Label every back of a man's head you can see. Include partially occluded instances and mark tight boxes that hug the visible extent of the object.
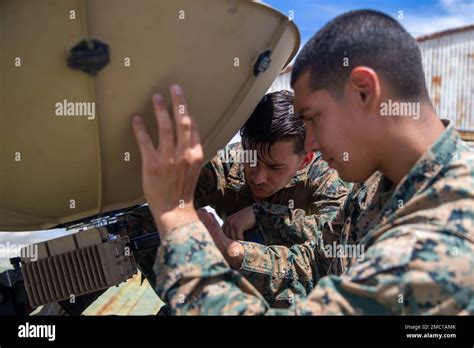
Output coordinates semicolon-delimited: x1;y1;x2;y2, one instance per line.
240;90;305;158
291;9;428;101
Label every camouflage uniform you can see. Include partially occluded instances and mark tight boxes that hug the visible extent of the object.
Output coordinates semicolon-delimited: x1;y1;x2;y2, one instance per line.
126;142;349;305
193;142;349;243
238;172;382;307
153;121;474;315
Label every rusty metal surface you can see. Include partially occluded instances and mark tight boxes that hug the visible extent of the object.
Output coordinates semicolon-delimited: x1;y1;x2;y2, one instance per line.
2;261;163;315
418;25;474;132
83;272;163;315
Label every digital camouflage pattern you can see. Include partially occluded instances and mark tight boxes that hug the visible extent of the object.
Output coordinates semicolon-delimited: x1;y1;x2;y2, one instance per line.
193;142;349;235
126;141;349;294
193;142;350;307
153;122;474;315
238;172;382;307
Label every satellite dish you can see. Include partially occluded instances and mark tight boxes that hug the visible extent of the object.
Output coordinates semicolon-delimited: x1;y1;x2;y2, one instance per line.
0;0;300;231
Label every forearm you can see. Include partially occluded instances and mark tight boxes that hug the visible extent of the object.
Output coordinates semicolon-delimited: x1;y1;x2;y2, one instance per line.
210;234;245;270
254;202;343;248
153;220;270;315
152;220;460;316
150;219;393;315
236;240;329;307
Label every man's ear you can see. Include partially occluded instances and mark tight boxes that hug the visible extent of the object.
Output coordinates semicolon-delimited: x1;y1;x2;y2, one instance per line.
298;152;314;170
348;67;381;108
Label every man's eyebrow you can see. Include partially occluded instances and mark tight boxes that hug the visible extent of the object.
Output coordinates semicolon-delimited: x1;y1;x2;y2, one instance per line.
258;156;284;167
264;160;285;167
258;157;272;166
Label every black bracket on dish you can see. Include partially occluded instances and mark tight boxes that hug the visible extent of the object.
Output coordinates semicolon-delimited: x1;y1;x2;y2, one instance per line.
67;39;110;76
253;50;272;76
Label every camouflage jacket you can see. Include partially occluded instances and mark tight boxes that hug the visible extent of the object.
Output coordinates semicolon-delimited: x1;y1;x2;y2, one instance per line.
238;172;382;307
153;121;474;315
194;142;350;246
124;142;349;292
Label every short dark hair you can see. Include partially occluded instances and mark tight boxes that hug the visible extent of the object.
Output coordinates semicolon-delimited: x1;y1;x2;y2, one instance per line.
240;90;305;159
291;10;428;100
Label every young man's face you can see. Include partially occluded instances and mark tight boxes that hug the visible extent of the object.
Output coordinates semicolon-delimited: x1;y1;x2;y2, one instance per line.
243;139;307;200
293;71;379;183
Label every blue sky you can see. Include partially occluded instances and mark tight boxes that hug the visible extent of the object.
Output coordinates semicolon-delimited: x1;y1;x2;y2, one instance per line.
265;0;474;45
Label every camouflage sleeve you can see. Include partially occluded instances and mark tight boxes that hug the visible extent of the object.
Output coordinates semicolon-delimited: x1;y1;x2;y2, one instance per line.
119;148;231;291
293;225;474;315
236;179;365;307
252;201;344;246
194;142;245;210
117;156;223;289
154;221;474;315
153;221;270;315
308;172;351;236
237;202;346;307
253;173;350;246
193;160;222;209
237;240;330;308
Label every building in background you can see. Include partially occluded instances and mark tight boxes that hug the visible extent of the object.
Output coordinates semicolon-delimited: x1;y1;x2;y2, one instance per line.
267;24;474;142
418;25;474;141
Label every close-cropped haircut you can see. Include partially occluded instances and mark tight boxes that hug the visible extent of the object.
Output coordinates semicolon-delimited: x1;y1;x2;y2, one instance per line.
291;9;428;101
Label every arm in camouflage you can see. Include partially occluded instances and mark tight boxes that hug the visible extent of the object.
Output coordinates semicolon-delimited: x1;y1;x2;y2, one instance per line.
234;172;384;307
236;203;345;307
236;240;329;308
153;128;474;315
193;143;241;209
154;217;474;315
235;179;362;308
228;158;350;307
120;145;229;289
193;160;221;209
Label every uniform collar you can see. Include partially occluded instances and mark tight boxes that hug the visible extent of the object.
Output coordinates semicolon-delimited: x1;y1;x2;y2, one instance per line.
284;152;319;188
361;120;461;245
381;120;458;219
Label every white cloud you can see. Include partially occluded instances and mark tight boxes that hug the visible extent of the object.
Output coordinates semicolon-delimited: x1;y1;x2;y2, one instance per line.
440;0;474;15
401;0;473;37
402;15;471;36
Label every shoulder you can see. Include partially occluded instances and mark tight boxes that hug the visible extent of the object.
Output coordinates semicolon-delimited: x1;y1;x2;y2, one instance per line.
307;152;352;194
345;224;474;314
202;142;245;188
